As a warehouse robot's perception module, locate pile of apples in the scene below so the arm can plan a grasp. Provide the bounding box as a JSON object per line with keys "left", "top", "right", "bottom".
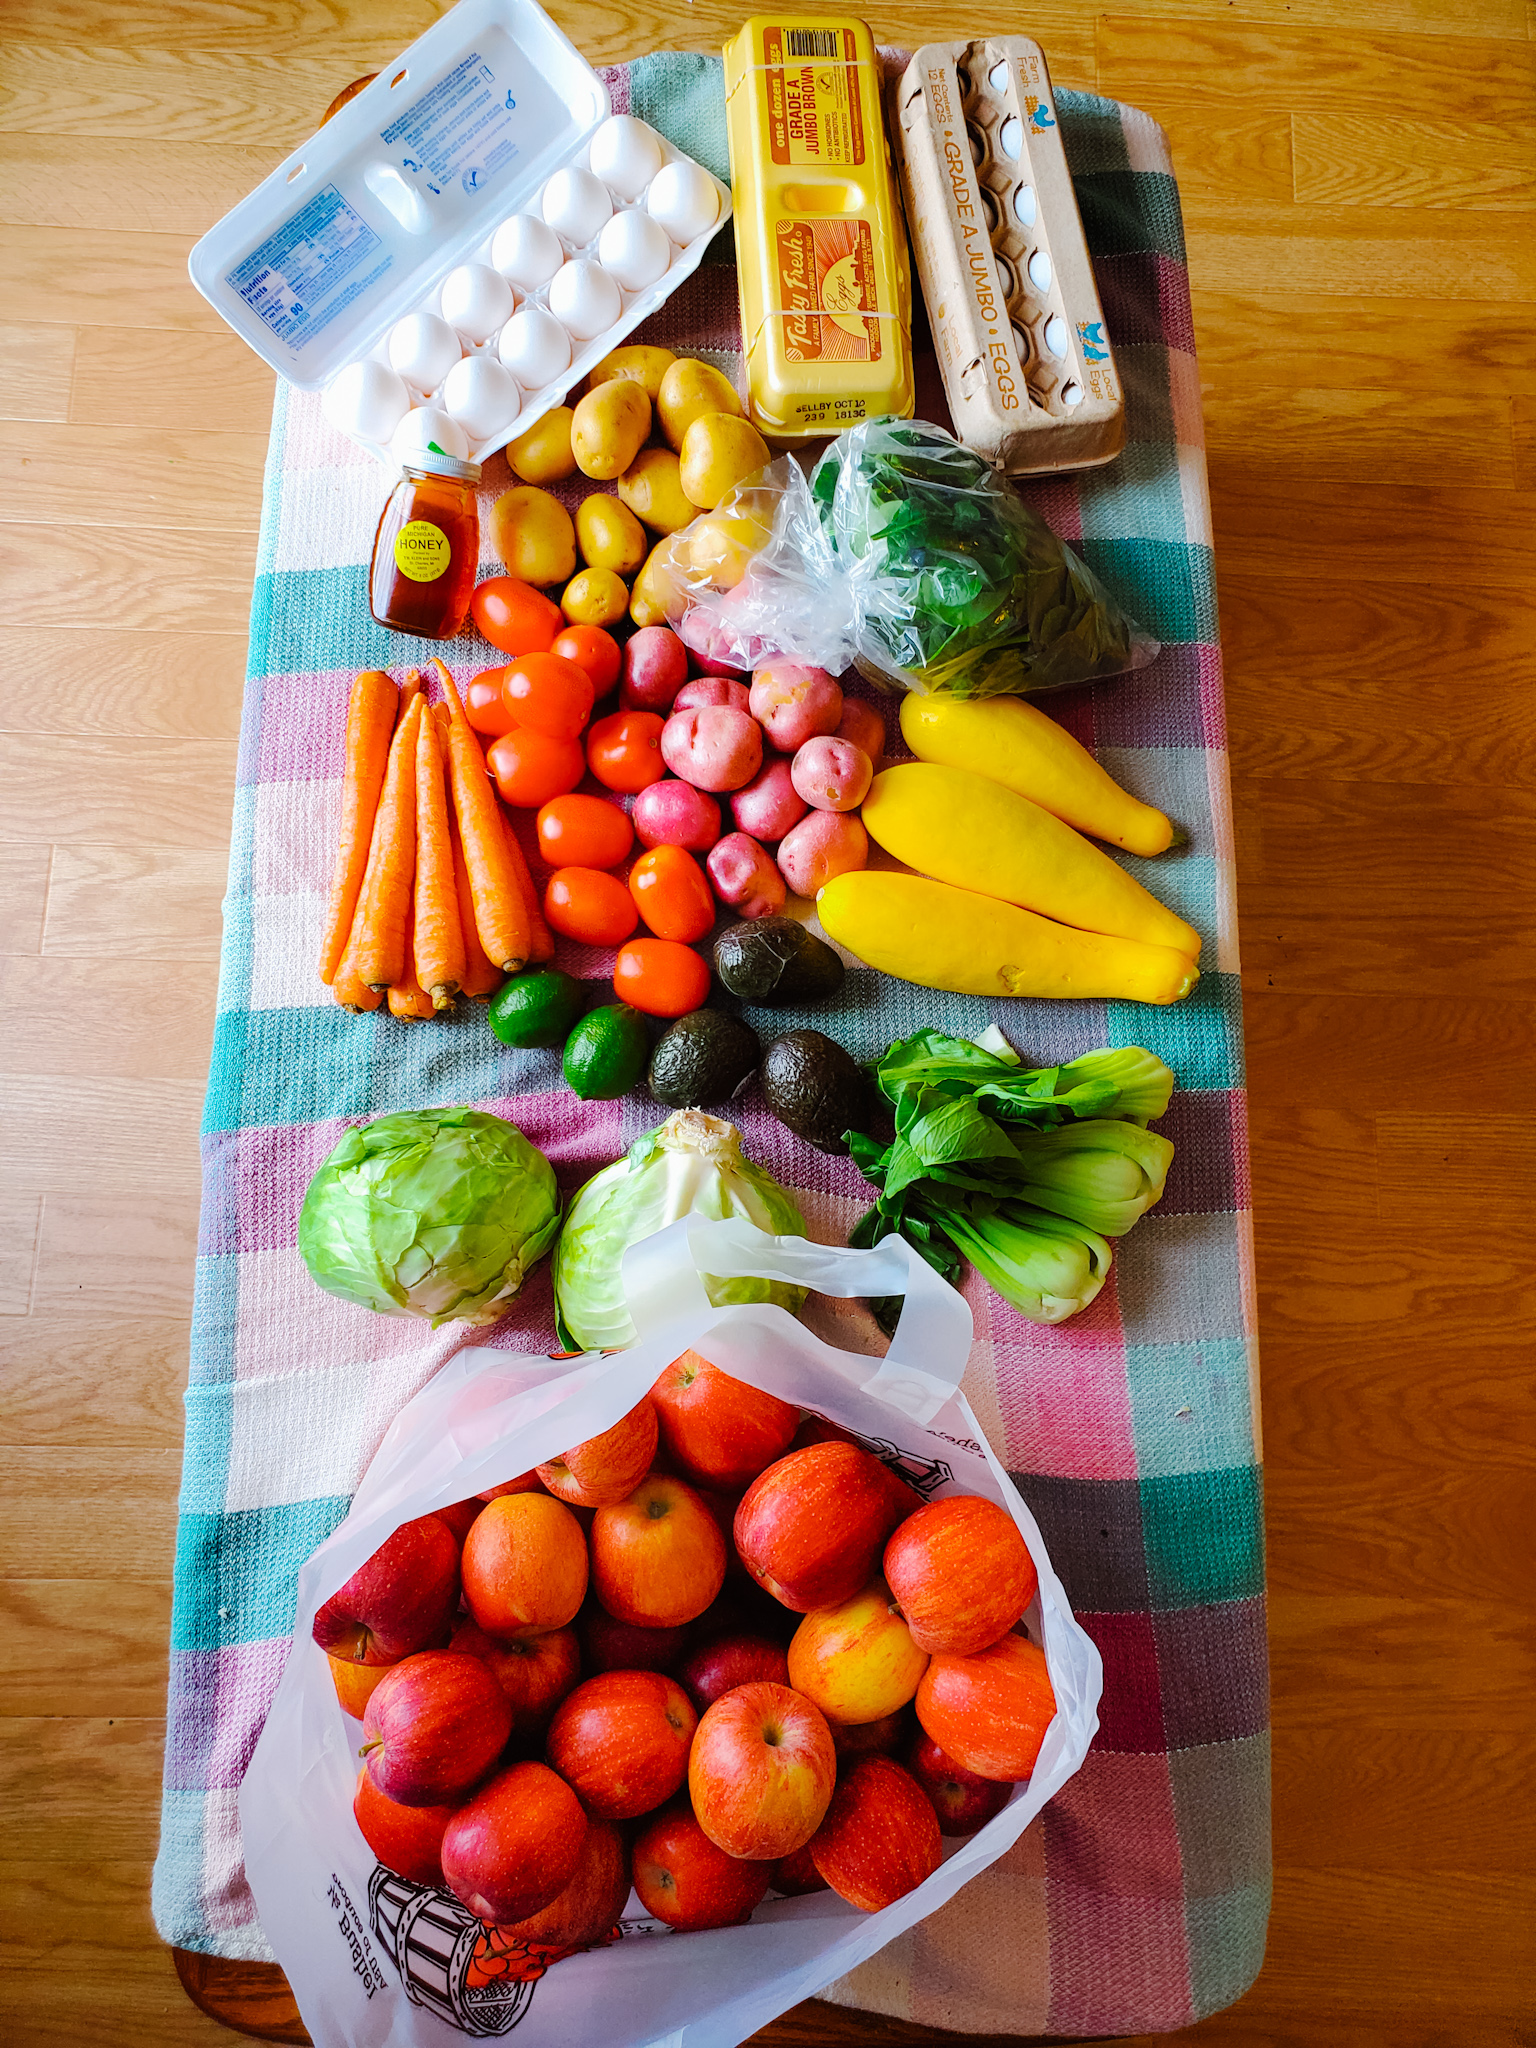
{"left": 314, "top": 1351, "right": 1056, "bottom": 1962}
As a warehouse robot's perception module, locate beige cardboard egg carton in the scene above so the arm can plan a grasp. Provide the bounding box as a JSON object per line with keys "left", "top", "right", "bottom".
{"left": 892, "top": 38, "right": 1124, "bottom": 475}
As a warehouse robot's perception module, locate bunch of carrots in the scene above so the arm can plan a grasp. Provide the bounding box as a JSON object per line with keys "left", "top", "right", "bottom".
{"left": 318, "top": 657, "right": 552, "bottom": 1017}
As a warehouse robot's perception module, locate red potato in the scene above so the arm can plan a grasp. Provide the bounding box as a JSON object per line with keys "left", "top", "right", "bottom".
{"left": 675, "top": 675, "right": 751, "bottom": 714}
{"left": 776, "top": 811, "right": 869, "bottom": 897}
{"left": 791, "top": 736, "right": 872, "bottom": 813}
{"left": 660, "top": 705, "right": 763, "bottom": 793}
{"left": 632, "top": 778, "right": 722, "bottom": 854}
{"left": 620, "top": 625, "right": 689, "bottom": 712}
{"left": 749, "top": 662, "right": 842, "bottom": 752}
{"left": 681, "top": 591, "right": 761, "bottom": 676}
{"left": 836, "top": 697, "right": 886, "bottom": 763}
{"left": 707, "top": 832, "right": 786, "bottom": 919}
{"left": 730, "top": 755, "right": 807, "bottom": 842}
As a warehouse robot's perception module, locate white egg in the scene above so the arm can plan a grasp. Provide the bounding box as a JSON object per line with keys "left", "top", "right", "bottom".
{"left": 323, "top": 358, "right": 410, "bottom": 444}
{"left": 442, "top": 354, "right": 522, "bottom": 443}
{"left": 387, "top": 312, "right": 462, "bottom": 395}
{"left": 597, "top": 209, "right": 672, "bottom": 292}
{"left": 491, "top": 212, "right": 564, "bottom": 290}
{"left": 547, "top": 259, "right": 621, "bottom": 342}
{"left": 498, "top": 306, "right": 572, "bottom": 388}
{"left": 645, "top": 160, "right": 719, "bottom": 244}
{"left": 389, "top": 405, "right": 471, "bottom": 468}
{"left": 439, "top": 262, "right": 514, "bottom": 344}
{"left": 589, "top": 115, "right": 664, "bottom": 202}
{"left": 541, "top": 166, "right": 612, "bottom": 247}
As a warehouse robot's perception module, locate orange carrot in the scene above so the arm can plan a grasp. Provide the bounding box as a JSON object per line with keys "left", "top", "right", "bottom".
{"left": 332, "top": 947, "right": 383, "bottom": 1013}
{"left": 351, "top": 692, "right": 424, "bottom": 990}
{"left": 499, "top": 806, "right": 556, "bottom": 963}
{"left": 432, "top": 657, "right": 531, "bottom": 974}
{"left": 387, "top": 894, "right": 436, "bottom": 1019}
{"left": 399, "top": 667, "right": 423, "bottom": 718}
{"left": 318, "top": 670, "right": 397, "bottom": 985}
{"left": 413, "top": 707, "right": 466, "bottom": 1010}
{"left": 449, "top": 806, "right": 503, "bottom": 998}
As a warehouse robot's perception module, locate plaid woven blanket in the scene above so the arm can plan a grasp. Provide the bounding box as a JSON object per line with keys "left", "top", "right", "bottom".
{"left": 152, "top": 53, "right": 1269, "bottom": 2039}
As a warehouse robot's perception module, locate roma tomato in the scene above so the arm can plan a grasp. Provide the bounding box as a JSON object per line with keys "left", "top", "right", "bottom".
{"left": 629, "top": 845, "right": 715, "bottom": 944}
{"left": 471, "top": 576, "right": 563, "bottom": 656}
{"left": 486, "top": 728, "right": 585, "bottom": 808}
{"left": 551, "top": 624, "right": 622, "bottom": 696}
{"left": 545, "top": 868, "right": 640, "bottom": 947}
{"left": 536, "top": 793, "right": 634, "bottom": 871}
{"left": 464, "top": 667, "right": 516, "bottom": 737}
{"left": 587, "top": 710, "right": 666, "bottom": 794}
{"left": 501, "top": 652, "right": 595, "bottom": 742}
{"left": 613, "top": 938, "right": 710, "bottom": 1018}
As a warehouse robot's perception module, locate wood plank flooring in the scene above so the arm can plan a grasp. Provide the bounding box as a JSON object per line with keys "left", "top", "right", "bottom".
{"left": 2, "top": 3, "right": 1533, "bottom": 2043}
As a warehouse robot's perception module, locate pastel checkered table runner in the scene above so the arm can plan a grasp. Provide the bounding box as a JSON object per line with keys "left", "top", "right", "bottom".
{"left": 153, "top": 53, "right": 1269, "bottom": 2040}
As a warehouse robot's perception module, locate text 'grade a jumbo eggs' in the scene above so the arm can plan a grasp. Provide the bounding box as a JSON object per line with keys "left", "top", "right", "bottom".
{"left": 491, "top": 212, "right": 564, "bottom": 290}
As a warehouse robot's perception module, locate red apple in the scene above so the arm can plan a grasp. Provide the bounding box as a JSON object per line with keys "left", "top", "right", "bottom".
{"left": 491, "top": 1818, "right": 629, "bottom": 1953}
{"left": 353, "top": 1769, "right": 454, "bottom": 1886}
{"left": 538, "top": 1397, "right": 659, "bottom": 1507}
{"left": 688, "top": 1681, "right": 836, "bottom": 1859}
{"left": 770, "top": 1839, "right": 828, "bottom": 1896}
{"left": 450, "top": 1617, "right": 580, "bottom": 1742}
{"left": 632, "top": 1803, "right": 771, "bottom": 1930}
{"left": 915, "top": 1633, "right": 1057, "bottom": 1782}
{"left": 590, "top": 1473, "right": 725, "bottom": 1628}
{"left": 693, "top": 1485, "right": 752, "bottom": 1581}
{"left": 578, "top": 1602, "right": 694, "bottom": 1674}
{"left": 809, "top": 1754, "right": 941, "bottom": 1911}
{"left": 441, "top": 1760, "right": 588, "bottom": 1923}
{"left": 831, "top": 1710, "right": 909, "bottom": 1762}
{"left": 546, "top": 1669, "right": 696, "bottom": 1819}
{"left": 734, "top": 1443, "right": 906, "bottom": 1613}
{"left": 434, "top": 1497, "right": 484, "bottom": 1543}
{"left": 461, "top": 1492, "right": 588, "bottom": 1639}
{"left": 650, "top": 1350, "right": 799, "bottom": 1489}
{"left": 907, "top": 1733, "right": 1012, "bottom": 1836}
{"left": 360, "top": 1651, "right": 513, "bottom": 1806}
{"left": 478, "top": 1470, "right": 546, "bottom": 1501}
{"left": 788, "top": 1582, "right": 928, "bottom": 1725}
{"left": 884, "top": 1496, "right": 1037, "bottom": 1656}
{"left": 328, "top": 1652, "right": 392, "bottom": 1719}
{"left": 788, "top": 1421, "right": 925, "bottom": 1527}
{"left": 312, "top": 1515, "right": 460, "bottom": 1664}
{"left": 677, "top": 1633, "right": 789, "bottom": 1715}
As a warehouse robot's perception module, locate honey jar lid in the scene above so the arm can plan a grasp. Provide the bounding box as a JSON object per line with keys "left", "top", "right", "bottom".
{"left": 402, "top": 450, "right": 482, "bottom": 484}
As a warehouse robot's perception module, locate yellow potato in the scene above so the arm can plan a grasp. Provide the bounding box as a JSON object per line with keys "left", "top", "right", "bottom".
{"left": 685, "top": 508, "right": 771, "bottom": 588}
{"left": 656, "top": 357, "right": 743, "bottom": 450}
{"left": 571, "top": 380, "right": 652, "bottom": 481}
{"left": 587, "top": 344, "right": 678, "bottom": 403}
{"left": 630, "top": 536, "right": 686, "bottom": 627}
{"left": 488, "top": 485, "right": 577, "bottom": 587}
{"left": 576, "top": 492, "right": 648, "bottom": 575}
{"left": 561, "top": 566, "right": 630, "bottom": 628}
{"left": 678, "top": 412, "right": 772, "bottom": 510}
{"left": 505, "top": 406, "right": 577, "bottom": 484}
{"left": 617, "top": 447, "right": 696, "bottom": 534}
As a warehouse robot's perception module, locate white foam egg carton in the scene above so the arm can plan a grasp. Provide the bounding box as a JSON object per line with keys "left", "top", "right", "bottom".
{"left": 187, "top": 0, "right": 731, "bottom": 469}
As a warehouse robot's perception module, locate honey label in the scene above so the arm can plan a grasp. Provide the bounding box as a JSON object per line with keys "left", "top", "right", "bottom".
{"left": 762, "top": 25, "right": 865, "bottom": 166}
{"left": 774, "top": 218, "right": 883, "bottom": 362}
{"left": 393, "top": 519, "right": 451, "bottom": 582}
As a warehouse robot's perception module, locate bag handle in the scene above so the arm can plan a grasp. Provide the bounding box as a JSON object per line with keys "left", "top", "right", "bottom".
{"left": 620, "top": 1216, "right": 973, "bottom": 1425}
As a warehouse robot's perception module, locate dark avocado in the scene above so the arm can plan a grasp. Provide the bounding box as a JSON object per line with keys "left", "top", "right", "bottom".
{"left": 760, "top": 1030, "right": 873, "bottom": 1155}
{"left": 712, "top": 915, "right": 846, "bottom": 1006}
{"left": 648, "top": 1009, "right": 762, "bottom": 1109}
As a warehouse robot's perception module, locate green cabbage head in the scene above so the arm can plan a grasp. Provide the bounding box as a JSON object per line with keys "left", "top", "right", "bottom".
{"left": 299, "top": 1107, "right": 561, "bottom": 1327}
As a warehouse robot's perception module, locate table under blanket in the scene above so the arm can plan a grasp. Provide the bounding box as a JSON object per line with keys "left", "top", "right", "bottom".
{"left": 151, "top": 52, "right": 1269, "bottom": 2041}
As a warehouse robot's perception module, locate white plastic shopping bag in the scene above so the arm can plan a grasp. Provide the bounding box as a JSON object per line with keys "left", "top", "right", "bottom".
{"left": 242, "top": 1220, "right": 1103, "bottom": 2048}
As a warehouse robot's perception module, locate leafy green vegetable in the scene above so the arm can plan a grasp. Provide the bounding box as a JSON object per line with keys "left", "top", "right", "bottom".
{"left": 298, "top": 1107, "right": 561, "bottom": 1328}
{"left": 810, "top": 419, "right": 1154, "bottom": 698}
{"left": 553, "top": 1109, "right": 807, "bottom": 1352}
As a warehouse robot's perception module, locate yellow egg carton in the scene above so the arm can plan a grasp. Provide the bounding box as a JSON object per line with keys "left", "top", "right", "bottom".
{"left": 892, "top": 38, "right": 1124, "bottom": 474}
{"left": 724, "top": 15, "right": 914, "bottom": 441}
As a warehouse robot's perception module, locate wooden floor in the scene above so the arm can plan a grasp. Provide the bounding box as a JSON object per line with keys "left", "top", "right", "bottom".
{"left": 3, "top": 1, "right": 1534, "bottom": 2043}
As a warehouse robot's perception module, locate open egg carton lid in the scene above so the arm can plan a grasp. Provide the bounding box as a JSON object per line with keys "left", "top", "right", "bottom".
{"left": 187, "top": 0, "right": 731, "bottom": 468}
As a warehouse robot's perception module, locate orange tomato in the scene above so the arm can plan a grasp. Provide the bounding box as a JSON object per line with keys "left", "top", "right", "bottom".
{"left": 472, "top": 576, "right": 563, "bottom": 656}
{"left": 537, "top": 793, "right": 634, "bottom": 871}
{"left": 545, "top": 868, "right": 640, "bottom": 946}
{"left": 613, "top": 938, "right": 710, "bottom": 1018}
{"left": 587, "top": 710, "right": 666, "bottom": 794}
{"left": 629, "top": 845, "right": 715, "bottom": 944}
{"left": 465, "top": 667, "right": 516, "bottom": 737}
{"left": 500, "top": 651, "right": 595, "bottom": 742}
{"left": 551, "top": 625, "right": 622, "bottom": 696}
{"left": 486, "top": 728, "right": 586, "bottom": 808}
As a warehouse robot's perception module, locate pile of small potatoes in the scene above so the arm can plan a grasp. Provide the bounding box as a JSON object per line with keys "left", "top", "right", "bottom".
{"left": 486, "top": 346, "right": 770, "bottom": 635}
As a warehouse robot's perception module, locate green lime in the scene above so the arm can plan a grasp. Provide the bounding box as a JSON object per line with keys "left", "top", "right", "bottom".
{"left": 564, "top": 1004, "right": 650, "bottom": 1101}
{"left": 488, "top": 967, "right": 586, "bottom": 1049}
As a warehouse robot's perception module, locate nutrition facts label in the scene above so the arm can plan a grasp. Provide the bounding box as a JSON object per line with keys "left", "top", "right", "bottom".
{"left": 225, "top": 186, "right": 388, "bottom": 352}
{"left": 379, "top": 50, "right": 521, "bottom": 196}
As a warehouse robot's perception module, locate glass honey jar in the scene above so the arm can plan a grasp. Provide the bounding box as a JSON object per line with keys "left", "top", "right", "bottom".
{"left": 368, "top": 450, "right": 481, "bottom": 639}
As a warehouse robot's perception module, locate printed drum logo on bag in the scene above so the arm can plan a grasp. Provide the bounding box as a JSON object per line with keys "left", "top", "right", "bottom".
{"left": 807, "top": 1415, "right": 954, "bottom": 1497}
